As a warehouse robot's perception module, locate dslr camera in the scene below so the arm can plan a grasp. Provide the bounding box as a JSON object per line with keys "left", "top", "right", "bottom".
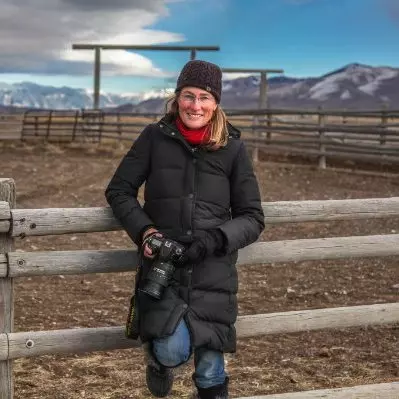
{"left": 140, "top": 235, "right": 185, "bottom": 299}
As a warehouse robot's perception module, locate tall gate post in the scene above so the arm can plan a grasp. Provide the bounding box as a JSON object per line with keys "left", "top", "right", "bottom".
{"left": 0, "top": 178, "right": 15, "bottom": 399}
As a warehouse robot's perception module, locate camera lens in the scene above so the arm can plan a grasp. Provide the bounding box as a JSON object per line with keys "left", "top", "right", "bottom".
{"left": 141, "top": 261, "right": 175, "bottom": 299}
{"left": 141, "top": 280, "right": 163, "bottom": 299}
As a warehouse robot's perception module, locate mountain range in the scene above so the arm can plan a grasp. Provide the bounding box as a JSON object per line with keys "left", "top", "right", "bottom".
{"left": 0, "top": 63, "right": 398, "bottom": 112}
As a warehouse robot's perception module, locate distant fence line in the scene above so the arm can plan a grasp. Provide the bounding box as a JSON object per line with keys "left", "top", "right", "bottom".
{"left": 1, "top": 178, "right": 399, "bottom": 398}
{"left": 1, "top": 107, "right": 399, "bottom": 167}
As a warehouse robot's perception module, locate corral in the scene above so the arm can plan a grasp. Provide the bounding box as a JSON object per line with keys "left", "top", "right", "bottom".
{"left": 2, "top": 108, "right": 399, "bottom": 168}
{"left": 0, "top": 140, "right": 398, "bottom": 398}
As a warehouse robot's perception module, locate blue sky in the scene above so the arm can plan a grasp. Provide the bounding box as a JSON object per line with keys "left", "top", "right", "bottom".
{"left": 1, "top": 0, "right": 399, "bottom": 93}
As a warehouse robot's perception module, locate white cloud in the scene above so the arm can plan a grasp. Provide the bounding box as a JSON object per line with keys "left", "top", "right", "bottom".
{"left": 0, "top": 0, "right": 186, "bottom": 77}
{"left": 222, "top": 72, "right": 254, "bottom": 79}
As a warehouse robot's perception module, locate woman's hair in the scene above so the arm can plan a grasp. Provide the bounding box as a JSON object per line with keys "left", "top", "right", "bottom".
{"left": 164, "top": 93, "right": 229, "bottom": 150}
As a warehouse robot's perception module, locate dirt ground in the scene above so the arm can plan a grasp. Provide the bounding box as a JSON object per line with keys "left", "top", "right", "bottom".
{"left": 0, "top": 140, "right": 398, "bottom": 399}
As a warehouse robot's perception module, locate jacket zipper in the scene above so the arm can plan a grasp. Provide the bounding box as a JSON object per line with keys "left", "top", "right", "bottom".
{"left": 187, "top": 147, "right": 199, "bottom": 303}
{"left": 159, "top": 121, "right": 197, "bottom": 304}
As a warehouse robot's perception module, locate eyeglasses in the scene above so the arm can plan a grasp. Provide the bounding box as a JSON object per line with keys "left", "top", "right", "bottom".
{"left": 179, "top": 93, "right": 215, "bottom": 105}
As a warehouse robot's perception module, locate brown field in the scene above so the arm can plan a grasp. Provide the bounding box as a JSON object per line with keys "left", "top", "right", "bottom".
{"left": 0, "top": 140, "right": 398, "bottom": 399}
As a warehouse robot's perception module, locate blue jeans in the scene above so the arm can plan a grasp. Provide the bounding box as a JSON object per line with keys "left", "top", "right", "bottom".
{"left": 152, "top": 319, "right": 226, "bottom": 388}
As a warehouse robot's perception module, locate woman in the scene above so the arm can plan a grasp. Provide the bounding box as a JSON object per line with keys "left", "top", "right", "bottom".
{"left": 105, "top": 60, "right": 264, "bottom": 399}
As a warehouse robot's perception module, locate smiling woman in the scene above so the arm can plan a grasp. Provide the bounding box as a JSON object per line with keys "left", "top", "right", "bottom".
{"left": 105, "top": 59, "right": 265, "bottom": 398}
{"left": 177, "top": 88, "right": 217, "bottom": 130}
{"left": 162, "top": 61, "right": 229, "bottom": 150}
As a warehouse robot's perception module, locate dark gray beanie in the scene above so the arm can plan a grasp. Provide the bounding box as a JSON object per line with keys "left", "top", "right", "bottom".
{"left": 175, "top": 60, "right": 222, "bottom": 103}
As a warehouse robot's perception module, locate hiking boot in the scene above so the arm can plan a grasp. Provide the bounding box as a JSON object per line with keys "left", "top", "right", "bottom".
{"left": 144, "top": 343, "right": 174, "bottom": 397}
{"left": 195, "top": 377, "right": 229, "bottom": 399}
{"left": 146, "top": 363, "right": 174, "bottom": 398}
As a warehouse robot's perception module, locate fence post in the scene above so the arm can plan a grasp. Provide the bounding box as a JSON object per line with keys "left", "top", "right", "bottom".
{"left": 252, "top": 71, "right": 268, "bottom": 162}
{"left": 72, "top": 111, "right": 79, "bottom": 142}
{"left": 266, "top": 109, "right": 272, "bottom": 143}
{"left": 46, "top": 110, "right": 53, "bottom": 140}
{"left": 98, "top": 112, "right": 104, "bottom": 143}
{"left": 34, "top": 116, "right": 39, "bottom": 137}
{"left": 0, "top": 178, "right": 15, "bottom": 399}
{"left": 379, "top": 106, "right": 388, "bottom": 146}
{"left": 342, "top": 110, "right": 348, "bottom": 125}
{"left": 20, "top": 112, "right": 28, "bottom": 141}
{"left": 117, "top": 113, "right": 122, "bottom": 142}
{"left": 251, "top": 115, "right": 259, "bottom": 163}
{"left": 318, "top": 106, "right": 326, "bottom": 169}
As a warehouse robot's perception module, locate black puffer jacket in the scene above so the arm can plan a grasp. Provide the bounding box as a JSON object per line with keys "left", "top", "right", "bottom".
{"left": 105, "top": 115, "right": 264, "bottom": 353}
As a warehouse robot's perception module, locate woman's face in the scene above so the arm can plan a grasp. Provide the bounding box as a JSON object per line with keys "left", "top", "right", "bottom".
{"left": 177, "top": 86, "right": 217, "bottom": 129}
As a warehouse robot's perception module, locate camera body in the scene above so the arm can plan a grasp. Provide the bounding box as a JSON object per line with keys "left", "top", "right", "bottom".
{"left": 140, "top": 235, "right": 185, "bottom": 299}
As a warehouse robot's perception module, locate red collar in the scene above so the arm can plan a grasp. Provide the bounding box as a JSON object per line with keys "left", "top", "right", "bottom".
{"left": 175, "top": 116, "right": 210, "bottom": 145}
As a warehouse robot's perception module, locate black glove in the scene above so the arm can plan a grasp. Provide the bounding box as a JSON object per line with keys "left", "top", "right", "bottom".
{"left": 178, "top": 229, "right": 225, "bottom": 266}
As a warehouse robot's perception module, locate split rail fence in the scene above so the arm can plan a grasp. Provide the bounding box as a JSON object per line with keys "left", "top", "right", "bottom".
{"left": 0, "top": 178, "right": 399, "bottom": 398}
{"left": 1, "top": 107, "right": 399, "bottom": 168}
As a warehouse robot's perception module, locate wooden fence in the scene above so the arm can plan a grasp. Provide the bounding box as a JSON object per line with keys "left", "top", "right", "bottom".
{"left": 0, "top": 113, "right": 22, "bottom": 140}
{"left": 1, "top": 107, "right": 399, "bottom": 168}
{"left": 1, "top": 177, "right": 398, "bottom": 398}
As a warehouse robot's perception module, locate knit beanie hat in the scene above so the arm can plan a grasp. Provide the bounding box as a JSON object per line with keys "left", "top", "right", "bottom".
{"left": 175, "top": 60, "right": 222, "bottom": 103}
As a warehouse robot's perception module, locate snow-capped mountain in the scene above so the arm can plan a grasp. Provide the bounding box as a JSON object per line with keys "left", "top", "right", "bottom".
{"left": 125, "top": 63, "right": 399, "bottom": 112}
{"left": 0, "top": 82, "right": 168, "bottom": 110}
{"left": 218, "top": 63, "right": 398, "bottom": 110}
{"left": 294, "top": 63, "right": 399, "bottom": 106}
{"left": 0, "top": 63, "right": 398, "bottom": 111}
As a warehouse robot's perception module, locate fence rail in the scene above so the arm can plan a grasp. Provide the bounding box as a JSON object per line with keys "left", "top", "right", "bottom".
{"left": 236, "top": 382, "right": 399, "bottom": 399}
{"left": 3, "top": 233, "right": 399, "bottom": 278}
{"left": 0, "top": 178, "right": 399, "bottom": 398}
{"left": 1, "top": 108, "right": 399, "bottom": 168}
{"left": 7, "top": 197, "right": 399, "bottom": 237}
{"left": 0, "top": 303, "right": 397, "bottom": 361}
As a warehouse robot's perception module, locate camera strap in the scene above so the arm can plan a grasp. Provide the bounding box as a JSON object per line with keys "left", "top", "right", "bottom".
{"left": 125, "top": 247, "right": 145, "bottom": 340}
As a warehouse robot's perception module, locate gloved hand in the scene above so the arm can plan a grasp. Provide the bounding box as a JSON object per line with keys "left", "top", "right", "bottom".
{"left": 177, "top": 229, "right": 225, "bottom": 266}
{"left": 141, "top": 227, "right": 162, "bottom": 259}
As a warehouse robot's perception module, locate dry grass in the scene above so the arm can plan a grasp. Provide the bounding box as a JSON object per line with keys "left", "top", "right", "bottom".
{"left": 1, "top": 140, "right": 399, "bottom": 399}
